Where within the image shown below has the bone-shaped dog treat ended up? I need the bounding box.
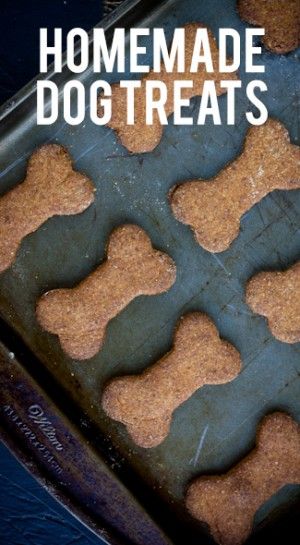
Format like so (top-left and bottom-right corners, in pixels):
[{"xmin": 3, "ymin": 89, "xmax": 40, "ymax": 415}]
[
  {"xmin": 97, "ymin": 23, "xmax": 238, "ymax": 153},
  {"xmin": 0, "ymin": 144, "xmax": 95, "ymax": 274},
  {"xmin": 238, "ymin": 0, "xmax": 300, "ymax": 54},
  {"xmin": 36, "ymin": 225, "xmax": 176, "ymax": 360},
  {"xmin": 102, "ymin": 313, "xmax": 241, "ymax": 448},
  {"xmin": 186, "ymin": 412, "xmax": 300, "ymax": 545},
  {"xmin": 246, "ymin": 261, "xmax": 300, "ymax": 343},
  {"xmin": 171, "ymin": 119, "xmax": 300, "ymax": 252}
]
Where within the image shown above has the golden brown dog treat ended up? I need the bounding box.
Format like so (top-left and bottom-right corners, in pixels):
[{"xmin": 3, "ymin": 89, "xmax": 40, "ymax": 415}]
[
  {"xmin": 0, "ymin": 144, "xmax": 95, "ymax": 274},
  {"xmin": 97, "ymin": 23, "xmax": 238, "ymax": 153},
  {"xmin": 246, "ymin": 261, "xmax": 300, "ymax": 343},
  {"xmin": 171, "ymin": 119, "xmax": 300, "ymax": 253},
  {"xmin": 102, "ymin": 313, "xmax": 241, "ymax": 448},
  {"xmin": 186, "ymin": 412, "xmax": 300, "ymax": 545},
  {"xmin": 237, "ymin": 0, "xmax": 300, "ymax": 54},
  {"xmin": 36, "ymin": 224, "xmax": 176, "ymax": 360}
]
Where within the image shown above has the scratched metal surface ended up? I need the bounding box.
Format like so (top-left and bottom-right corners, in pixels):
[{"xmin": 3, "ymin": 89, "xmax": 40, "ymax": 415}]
[
  {"xmin": 0, "ymin": 0, "xmax": 299, "ymax": 542},
  {"xmin": 0, "ymin": 441, "xmax": 105, "ymax": 545}
]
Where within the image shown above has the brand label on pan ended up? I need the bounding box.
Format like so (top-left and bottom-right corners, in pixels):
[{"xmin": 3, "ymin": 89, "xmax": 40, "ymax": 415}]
[{"xmin": 2, "ymin": 404, "xmax": 63, "ymax": 475}]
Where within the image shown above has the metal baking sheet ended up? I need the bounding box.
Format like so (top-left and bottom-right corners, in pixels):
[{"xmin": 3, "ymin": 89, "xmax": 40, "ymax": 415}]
[{"xmin": 0, "ymin": 0, "xmax": 299, "ymax": 543}]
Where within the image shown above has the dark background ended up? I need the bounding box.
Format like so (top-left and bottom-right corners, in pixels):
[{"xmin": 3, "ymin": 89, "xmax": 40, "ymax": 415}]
[
  {"xmin": 0, "ymin": 2, "xmax": 107, "ymax": 544},
  {"xmin": 0, "ymin": 0, "xmax": 103, "ymax": 104}
]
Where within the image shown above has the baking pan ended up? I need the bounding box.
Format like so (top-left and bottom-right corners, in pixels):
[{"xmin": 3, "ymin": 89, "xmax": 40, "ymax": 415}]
[{"xmin": 0, "ymin": 0, "xmax": 299, "ymax": 544}]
